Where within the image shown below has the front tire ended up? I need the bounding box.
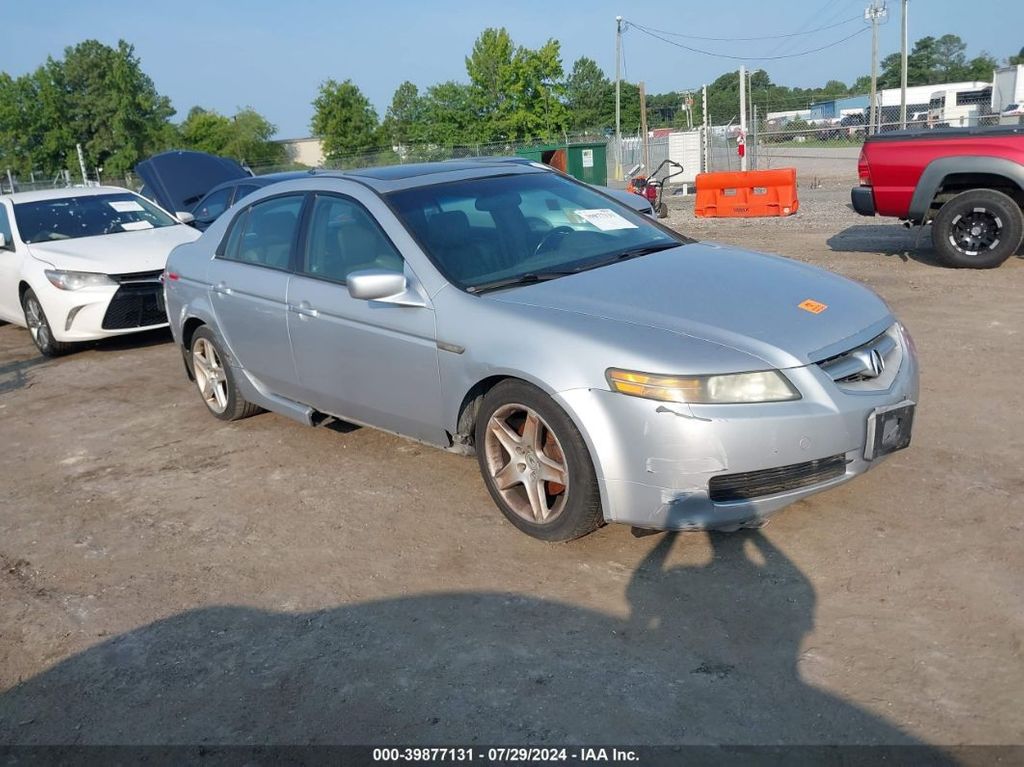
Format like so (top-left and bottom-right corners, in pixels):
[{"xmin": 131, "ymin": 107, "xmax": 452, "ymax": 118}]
[
  {"xmin": 475, "ymin": 380, "xmax": 603, "ymax": 541},
  {"xmin": 189, "ymin": 326, "xmax": 261, "ymax": 421},
  {"xmin": 21, "ymin": 288, "xmax": 75, "ymax": 357},
  {"xmin": 931, "ymin": 189, "xmax": 1024, "ymax": 268}
]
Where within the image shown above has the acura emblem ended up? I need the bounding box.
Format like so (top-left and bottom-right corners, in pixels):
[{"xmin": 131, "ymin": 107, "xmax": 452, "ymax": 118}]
[{"xmin": 853, "ymin": 347, "xmax": 886, "ymax": 378}]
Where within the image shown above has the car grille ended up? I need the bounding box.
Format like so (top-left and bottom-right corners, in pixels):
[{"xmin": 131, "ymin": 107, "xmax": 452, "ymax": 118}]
[
  {"xmin": 102, "ymin": 282, "xmax": 166, "ymax": 330},
  {"xmin": 816, "ymin": 326, "xmax": 901, "ymax": 390},
  {"xmin": 110, "ymin": 269, "xmax": 164, "ymax": 284},
  {"xmin": 708, "ymin": 454, "xmax": 848, "ymax": 503}
]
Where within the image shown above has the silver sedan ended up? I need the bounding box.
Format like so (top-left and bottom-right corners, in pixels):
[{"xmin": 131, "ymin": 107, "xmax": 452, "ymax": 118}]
[{"xmin": 164, "ymin": 159, "xmax": 918, "ymax": 541}]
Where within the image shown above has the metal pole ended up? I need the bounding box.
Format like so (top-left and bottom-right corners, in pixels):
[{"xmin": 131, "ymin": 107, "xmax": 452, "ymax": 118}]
[
  {"xmin": 702, "ymin": 84, "xmax": 710, "ymax": 173},
  {"xmin": 76, "ymin": 143, "xmax": 88, "ymax": 185},
  {"xmin": 639, "ymin": 81, "xmax": 649, "ymax": 171},
  {"xmin": 5, "ymin": 168, "xmax": 13, "ymax": 194},
  {"xmin": 866, "ymin": 2, "xmax": 887, "ymax": 135},
  {"xmin": 900, "ymin": 0, "xmax": 909, "ymax": 129},
  {"xmin": 751, "ymin": 104, "xmax": 758, "ymax": 170},
  {"xmin": 739, "ymin": 65, "xmax": 748, "ymax": 172},
  {"xmin": 614, "ymin": 16, "xmax": 623, "ymax": 181}
]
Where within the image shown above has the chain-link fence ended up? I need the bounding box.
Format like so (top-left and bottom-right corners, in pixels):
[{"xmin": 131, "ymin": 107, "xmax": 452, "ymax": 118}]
[{"xmin": 1, "ymin": 169, "xmax": 136, "ymax": 195}]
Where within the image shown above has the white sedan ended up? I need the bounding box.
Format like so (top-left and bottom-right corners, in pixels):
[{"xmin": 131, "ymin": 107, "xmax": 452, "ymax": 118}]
[{"xmin": 0, "ymin": 186, "xmax": 200, "ymax": 356}]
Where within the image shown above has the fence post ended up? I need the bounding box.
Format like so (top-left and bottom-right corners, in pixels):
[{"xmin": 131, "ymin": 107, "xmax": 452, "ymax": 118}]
[{"xmin": 702, "ymin": 85, "xmax": 710, "ymax": 173}]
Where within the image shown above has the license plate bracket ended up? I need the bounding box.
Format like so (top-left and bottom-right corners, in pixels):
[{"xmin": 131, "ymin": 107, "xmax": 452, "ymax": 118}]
[{"xmin": 864, "ymin": 400, "xmax": 915, "ymax": 460}]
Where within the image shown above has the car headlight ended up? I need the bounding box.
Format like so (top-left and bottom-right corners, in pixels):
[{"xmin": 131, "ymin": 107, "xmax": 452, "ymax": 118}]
[
  {"xmin": 44, "ymin": 270, "xmax": 117, "ymax": 291},
  {"xmin": 606, "ymin": 368, "xmax": 801, "ymax": 404}
]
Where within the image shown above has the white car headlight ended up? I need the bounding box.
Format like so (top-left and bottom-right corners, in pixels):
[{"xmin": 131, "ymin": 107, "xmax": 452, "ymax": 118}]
[
  {"xmin": 44, "ymin": 270, "xmax": 117, "ymax": 291},
  {"xmin": 606, "ymin": 368, "xmax": 801, "ymax": 404}
]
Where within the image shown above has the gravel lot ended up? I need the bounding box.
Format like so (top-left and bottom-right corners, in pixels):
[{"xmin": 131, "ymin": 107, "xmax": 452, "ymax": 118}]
[{"xmin": 0, "ymin": 180, "xmax": 1022, "ymax": 748}]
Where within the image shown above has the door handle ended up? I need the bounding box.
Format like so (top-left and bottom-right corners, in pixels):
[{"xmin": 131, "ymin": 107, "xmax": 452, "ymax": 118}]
[
  {"xmin": 289, "ymin": 303, "xmax": 319, "ymax": 318},
  {"xmin": 212, "ymin": 282, "xmax": 233, "ymax": 296}
]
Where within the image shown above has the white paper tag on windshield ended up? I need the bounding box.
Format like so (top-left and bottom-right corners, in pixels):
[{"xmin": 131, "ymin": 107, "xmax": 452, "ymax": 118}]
[
  {"xmin": 121, "ymin": 220, "xmax": 153, "ymax": 231},
  {"xmin": 110, "ymin": 200, "xmax": 145, "ymax": 213},
  {"xmin": 574, "ymin": 208, "xmax": 638, "ymax": 231}
]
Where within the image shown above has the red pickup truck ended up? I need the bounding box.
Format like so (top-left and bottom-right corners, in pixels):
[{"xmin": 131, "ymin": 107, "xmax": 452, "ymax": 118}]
[{"xmin": 852, "ymin": 126, "xmax": 1024, "ymax": 268}]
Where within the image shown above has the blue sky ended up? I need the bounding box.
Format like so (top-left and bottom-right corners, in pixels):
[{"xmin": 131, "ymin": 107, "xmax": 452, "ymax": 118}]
[{"xmin": 1, "ymin": 0, "xmax": 1020, "ymax": 138}]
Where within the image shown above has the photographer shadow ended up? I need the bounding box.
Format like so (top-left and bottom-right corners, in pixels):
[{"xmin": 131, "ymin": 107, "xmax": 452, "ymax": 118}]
[{"xmin": 0, "ymin": 531, "xmax": 951, "ymax": 753}]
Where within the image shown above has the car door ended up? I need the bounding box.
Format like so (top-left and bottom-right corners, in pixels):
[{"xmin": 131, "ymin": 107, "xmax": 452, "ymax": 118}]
[
  {"xmin": 208, "ymin": 192, "xmax": 306, "ymax": 398},
  {"xmin": 286, "ymin": 190, "xmax": 444, "ymax": 444},
  {"xmin": 191, "ymin": 186, "xmax": 233, "ymax": 230},
  {"xmin": 0, "ymin": 203, "xmax": 24, "ymax": 322}
]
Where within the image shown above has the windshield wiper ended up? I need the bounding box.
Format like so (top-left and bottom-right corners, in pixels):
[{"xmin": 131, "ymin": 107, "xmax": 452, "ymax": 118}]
[
  {"xmin": 579, "ymin": 242, "xmax": 680, "ymax": 272},
  {"xmin": 468, "ymin": 271, "xmax": 576, "ymax": 294}
]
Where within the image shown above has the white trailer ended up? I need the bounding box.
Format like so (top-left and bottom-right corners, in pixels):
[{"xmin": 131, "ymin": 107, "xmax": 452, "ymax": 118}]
[{"xmin": 992, "ymin": 65, "xmax": 1024, "ymax": 113}]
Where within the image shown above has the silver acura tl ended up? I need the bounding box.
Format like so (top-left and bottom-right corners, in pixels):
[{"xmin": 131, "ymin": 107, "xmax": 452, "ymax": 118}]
[{"xmin": 164, "ymin": 159, "xmax": 918, "ymax": 541}]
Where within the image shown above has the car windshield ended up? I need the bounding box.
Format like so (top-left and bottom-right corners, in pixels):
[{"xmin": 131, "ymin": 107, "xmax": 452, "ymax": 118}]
[
  {"xmin": 387, "ymin": 172, "xmax": 685, "ymax": 291},
  {"xmin": 13, "ymin": 192, "xmax": 178, "ymax": 244}
]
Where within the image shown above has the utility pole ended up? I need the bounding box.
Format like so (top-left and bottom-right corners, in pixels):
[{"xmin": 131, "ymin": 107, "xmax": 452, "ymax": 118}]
[
  {"xmin": 900, "ymin": 0, "xmax": 909, "ymax": 129},
  {"xmin": 702, "ymin": 84, "xmax": 710, "ymax": 173},
  {"xmin": 639, "ymin": 81, "xmax": 649, "ymax": 171},
  {"xmin": 739, "ymin": 64, "xmax": 748, "ymax": 172},
  {"xmin": 76, "ymin": 143, "xmax": 88, "ymax": 185},
  {"xmin": 614, "ymin": 15, "xmax": 623, "ymax": 180},
  {"xmin": 866, "ymin": 2, "xmax": 888, "ymax": 135}
]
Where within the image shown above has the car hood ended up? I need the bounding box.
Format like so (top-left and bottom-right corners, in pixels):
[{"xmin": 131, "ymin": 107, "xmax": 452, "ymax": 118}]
[
  {"xmin": 489, "ymin": 242, "xmax": 893, "ymax": 369},
  {"xmin": 27, "ymin": 225, "xmax": 201, "ymax": 274},
  {"xmin": 135, "ymin": 150, "xmax": 250, "ymax": 214}
]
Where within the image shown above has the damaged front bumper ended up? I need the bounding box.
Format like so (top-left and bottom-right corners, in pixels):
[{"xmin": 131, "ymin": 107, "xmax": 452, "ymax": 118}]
[{"xmin": 555, "ymin": 346, "xmax": 919, "ymax": 531}]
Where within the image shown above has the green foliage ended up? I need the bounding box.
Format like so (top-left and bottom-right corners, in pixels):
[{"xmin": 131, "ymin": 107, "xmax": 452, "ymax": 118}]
[
  {"xmin": 1011, "ymin": 47, "xmax": 1024, "ymax": 66},
  {"xmin": 0, "ymin": 40, "xmax": 175, "ymax": 177},
  {"xmin": 465, "ymin": 27, "xmax": 568, "ymax": 141},
  {"xmin": 179, "ymin": 106, "xmax": 286, "ymax": 166},
  {"xmin": 879, "ymin": 35, "xmax": 999, "ymax": 89},
  {"xmin": 381, "ymin": 81, "xmax": 426, "ymax": 147},
  {"xmin": 311, "ymin": 79, "xmax": 379, "ymax": 160},
  {"xmin": 564, "ymin": 57, "xmax": 613, "ymax": 132}
]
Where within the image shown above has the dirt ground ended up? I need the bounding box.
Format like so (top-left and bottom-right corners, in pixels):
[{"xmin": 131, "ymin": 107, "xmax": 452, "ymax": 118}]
[{"xmin": 0, "ymin": 181, "xmax": 1022, "ymax": 748}]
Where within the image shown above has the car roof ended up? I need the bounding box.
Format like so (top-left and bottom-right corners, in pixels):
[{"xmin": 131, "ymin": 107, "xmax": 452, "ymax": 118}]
[
  {"xmin": 0, "ymin": 185, "xmax": 134, "ymax": 204},
  {"xmin": 205, "ymin": 170, "xmax": 312, "ymax": 196},
  {"xmin": 320, "ymin": 158, "xmax": 546, "ymax": 193}
]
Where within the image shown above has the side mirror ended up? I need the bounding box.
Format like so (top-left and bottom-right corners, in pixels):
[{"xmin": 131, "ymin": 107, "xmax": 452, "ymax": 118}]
[
  {"xmin": 346, "ymin": 269, "xmax": 425, "ymax": 307},
  {"xmin": 175, "ymin": 211, "xmax": 195, "ymax": 225},
  {"xmin": 347, "ymin": 269, "xmax": 407, "ymax": 301}
]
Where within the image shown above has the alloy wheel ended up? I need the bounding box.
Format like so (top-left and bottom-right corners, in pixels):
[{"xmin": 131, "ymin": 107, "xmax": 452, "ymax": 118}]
[
  {"xmin": 24, "ymin": 295, "xmax": 51, "ymax": 350},
  {"xmin": 949, "ymin": 208, "xmax": 1002, "ymax": 255},
  {"xmin": 192, "ymin": 337, "xmax": 229, "ymax": 414},
  {"xmin": 483, "ymin": 402, "xmax": 570, "ymax": 524}
]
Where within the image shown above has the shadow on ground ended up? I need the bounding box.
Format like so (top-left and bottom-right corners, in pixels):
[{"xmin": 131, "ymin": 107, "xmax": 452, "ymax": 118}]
[
  {"xmin": 829, "ymin": 223, "xmax": 1024, "ymax": 266},
  {"xmin": 0, "ymin": 532, "xmax": 951, "ymax": 751},
  {"xmin": 827, "ymin": 224, "xmax": 943, "ymax": 265}
]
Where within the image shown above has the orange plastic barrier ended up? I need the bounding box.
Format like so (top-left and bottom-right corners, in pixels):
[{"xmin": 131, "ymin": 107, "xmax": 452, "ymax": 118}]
[{"xmin": 694, "ymin": 168, "xmax": 799, "ymax": 218}]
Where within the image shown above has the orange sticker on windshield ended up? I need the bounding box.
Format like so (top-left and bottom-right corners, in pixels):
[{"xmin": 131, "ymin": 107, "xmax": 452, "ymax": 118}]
[{"xmin": 798, "ymin": 299, "xmax": 828, "ymax": 314}]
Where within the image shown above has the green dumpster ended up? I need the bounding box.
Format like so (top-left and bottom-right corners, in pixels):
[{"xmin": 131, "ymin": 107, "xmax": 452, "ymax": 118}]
[{"xmin": 515, "ymin": 141, "xmax": 607, "ymax": 186}]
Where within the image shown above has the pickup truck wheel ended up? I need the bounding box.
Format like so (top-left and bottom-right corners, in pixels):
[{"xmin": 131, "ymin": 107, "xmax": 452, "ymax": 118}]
[{"xmin": 932, "ymin": 189, "xmax": 1024, "ymax": 269}]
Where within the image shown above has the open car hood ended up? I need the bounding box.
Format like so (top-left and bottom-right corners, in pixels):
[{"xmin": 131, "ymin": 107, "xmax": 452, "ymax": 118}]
[{"xmin": 135, "ymin": 151, "xmax": 250, "ymax": 215}]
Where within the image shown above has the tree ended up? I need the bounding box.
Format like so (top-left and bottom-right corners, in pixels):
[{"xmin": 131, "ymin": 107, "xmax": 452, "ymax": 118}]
[
  {"xmin": 381, "ymin": 81, "xmax": 425, "ymax": 147},
  {"xmin": 564, "ymin": 57, "xmax": 613, "ymax": 132},
  {"xmin": 464, "ymin": 27, "xmax": 567, "ymax": 142},
  {"xmin": 179, "ymin": 106, "xmax": 286, "ymax": 167},
  {"xmin": 311, "ymin": 79, "xmax": 379, "ymax": 160},
  {"xmin": 1011, "ymin": 47, "xmax": 1024, "ymax": 66},
  {"xmin": 418, "ymin": 81, "xmax": 478, "ymax": 146},
  {"xmin": 60, "ymin": 40, "xmax": 175, "ymax": 176}
]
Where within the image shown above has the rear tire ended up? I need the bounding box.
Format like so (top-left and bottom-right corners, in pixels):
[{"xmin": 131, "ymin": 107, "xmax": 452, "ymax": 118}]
[
  {"xmin": 21, "ymin": 288, "xmax": 75, "ymax": 357},
  {"xmin": 931, "ymin": 189, "xmax": 1023, "ymax": 269},
  {"xmin": 189, "ymin": 326, "xmax": 261, "ymax": 421}
]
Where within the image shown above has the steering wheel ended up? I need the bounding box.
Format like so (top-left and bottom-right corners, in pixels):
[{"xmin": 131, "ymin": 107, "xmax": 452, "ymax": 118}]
[{"xmin": 534, "ymin": 226, "xmax": 575, "ymax": 256}]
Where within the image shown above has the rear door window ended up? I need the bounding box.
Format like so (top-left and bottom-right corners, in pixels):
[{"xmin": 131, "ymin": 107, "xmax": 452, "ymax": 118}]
[{"xmin": 220, "ymin": 195, "xmax": 304, "ymax": 270}]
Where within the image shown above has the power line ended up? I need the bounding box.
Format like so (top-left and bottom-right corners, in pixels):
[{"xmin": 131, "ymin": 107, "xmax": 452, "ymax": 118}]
[
  {"xmin": 625, "ymin": 21, "xmax": 871, "ymax": 61},
  {"xmin": 628, "ymin": 14, "xmax": 861, "ymax": 43}
]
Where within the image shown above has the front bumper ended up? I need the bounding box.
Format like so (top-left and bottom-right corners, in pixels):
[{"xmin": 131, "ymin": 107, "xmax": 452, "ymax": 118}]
[
  {"xmin": 34, "ymin": 279, "xmax": 168, "ymax": 343},
  {"xmin": 851, "ymin": 186, "xmax": 876, "ymax": 216},
  {"xmin": 556, "ymin": 340, "xmax": 918, "ymax": 531}
]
